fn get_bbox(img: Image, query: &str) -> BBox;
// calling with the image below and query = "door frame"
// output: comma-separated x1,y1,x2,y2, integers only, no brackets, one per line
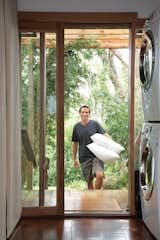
18,12,145,217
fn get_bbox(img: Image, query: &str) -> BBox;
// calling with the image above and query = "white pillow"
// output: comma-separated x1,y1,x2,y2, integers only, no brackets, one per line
90,133,125,154
87,142,119,164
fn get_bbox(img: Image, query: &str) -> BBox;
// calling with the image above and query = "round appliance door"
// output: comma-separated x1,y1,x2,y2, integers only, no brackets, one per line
139,29,155,91
140,138,155,200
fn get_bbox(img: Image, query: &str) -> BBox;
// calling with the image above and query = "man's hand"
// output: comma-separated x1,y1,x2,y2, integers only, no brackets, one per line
74,159,79,169
104,132,112,139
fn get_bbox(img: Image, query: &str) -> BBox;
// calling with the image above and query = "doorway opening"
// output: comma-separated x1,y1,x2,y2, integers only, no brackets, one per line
19,23,142,215
64,27,131,213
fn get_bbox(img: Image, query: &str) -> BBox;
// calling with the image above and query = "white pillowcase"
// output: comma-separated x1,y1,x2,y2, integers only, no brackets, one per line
90,133,125,154
87,142,119,164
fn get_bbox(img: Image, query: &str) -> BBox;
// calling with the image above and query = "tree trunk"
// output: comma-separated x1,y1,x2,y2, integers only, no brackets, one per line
26,44,34,190
108,49,126,101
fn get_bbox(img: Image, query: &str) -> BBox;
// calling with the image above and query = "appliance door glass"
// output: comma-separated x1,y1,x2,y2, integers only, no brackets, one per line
139,29,155,91
140,139,155,200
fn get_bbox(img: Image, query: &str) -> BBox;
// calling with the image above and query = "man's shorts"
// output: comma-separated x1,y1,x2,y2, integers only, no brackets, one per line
80,157,104,183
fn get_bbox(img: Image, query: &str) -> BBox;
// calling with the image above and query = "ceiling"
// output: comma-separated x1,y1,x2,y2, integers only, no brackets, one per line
17,0,160,18
21,29,142,49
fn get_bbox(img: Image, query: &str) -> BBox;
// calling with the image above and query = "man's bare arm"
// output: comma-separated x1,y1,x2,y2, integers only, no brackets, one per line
72,142,79,168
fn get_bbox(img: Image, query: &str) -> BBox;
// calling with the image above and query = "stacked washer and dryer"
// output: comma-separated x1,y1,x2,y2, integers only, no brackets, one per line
139,8,160,240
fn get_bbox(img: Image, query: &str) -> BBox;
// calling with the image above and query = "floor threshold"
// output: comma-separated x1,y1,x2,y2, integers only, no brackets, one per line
64,211,131,218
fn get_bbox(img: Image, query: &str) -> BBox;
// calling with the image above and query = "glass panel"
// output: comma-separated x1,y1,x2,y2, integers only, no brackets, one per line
135,28,143,217
140,141,154,200
44,33,57,206
21,32,40,207
64,28,129,212
134,29,143,218
135,27,143,156
139,30,155,90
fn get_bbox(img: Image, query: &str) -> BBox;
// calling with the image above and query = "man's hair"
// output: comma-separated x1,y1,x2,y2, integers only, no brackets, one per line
79,105,91,113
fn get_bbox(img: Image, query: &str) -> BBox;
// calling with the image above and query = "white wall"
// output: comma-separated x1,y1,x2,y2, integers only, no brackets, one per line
0,0,21,239
5,0,22,236
0,2,6,239
17,0,160,18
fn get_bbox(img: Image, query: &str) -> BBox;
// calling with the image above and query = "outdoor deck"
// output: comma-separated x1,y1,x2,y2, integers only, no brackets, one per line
22,189,128,212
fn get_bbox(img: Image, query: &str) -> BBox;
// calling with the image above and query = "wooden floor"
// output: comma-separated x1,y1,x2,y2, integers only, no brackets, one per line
9,218,156,240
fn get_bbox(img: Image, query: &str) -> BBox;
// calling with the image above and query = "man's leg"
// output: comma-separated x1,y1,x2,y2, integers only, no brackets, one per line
87,181,94,189
95,171,103,189
93,158,104,189
80,159,94,189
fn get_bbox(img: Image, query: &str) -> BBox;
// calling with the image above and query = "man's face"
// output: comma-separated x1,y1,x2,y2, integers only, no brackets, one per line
79,107,90,121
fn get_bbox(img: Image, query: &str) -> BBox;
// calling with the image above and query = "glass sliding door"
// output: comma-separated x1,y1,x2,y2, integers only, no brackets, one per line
20,32,58,208
21,32,40,207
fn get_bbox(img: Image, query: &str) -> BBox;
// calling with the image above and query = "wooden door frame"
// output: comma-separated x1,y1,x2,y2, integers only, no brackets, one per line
18,12,145,217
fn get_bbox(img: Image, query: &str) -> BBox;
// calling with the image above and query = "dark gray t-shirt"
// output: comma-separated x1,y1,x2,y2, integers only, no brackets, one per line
72,120,106,163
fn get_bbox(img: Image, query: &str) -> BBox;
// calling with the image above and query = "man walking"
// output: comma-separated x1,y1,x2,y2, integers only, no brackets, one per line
72,105,110,189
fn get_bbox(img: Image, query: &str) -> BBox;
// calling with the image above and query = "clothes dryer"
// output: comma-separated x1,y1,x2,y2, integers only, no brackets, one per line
139,10,160,121
139,122,160,240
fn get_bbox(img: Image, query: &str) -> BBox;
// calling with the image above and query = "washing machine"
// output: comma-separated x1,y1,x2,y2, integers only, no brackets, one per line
139,9,160,121
139,122,160,239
